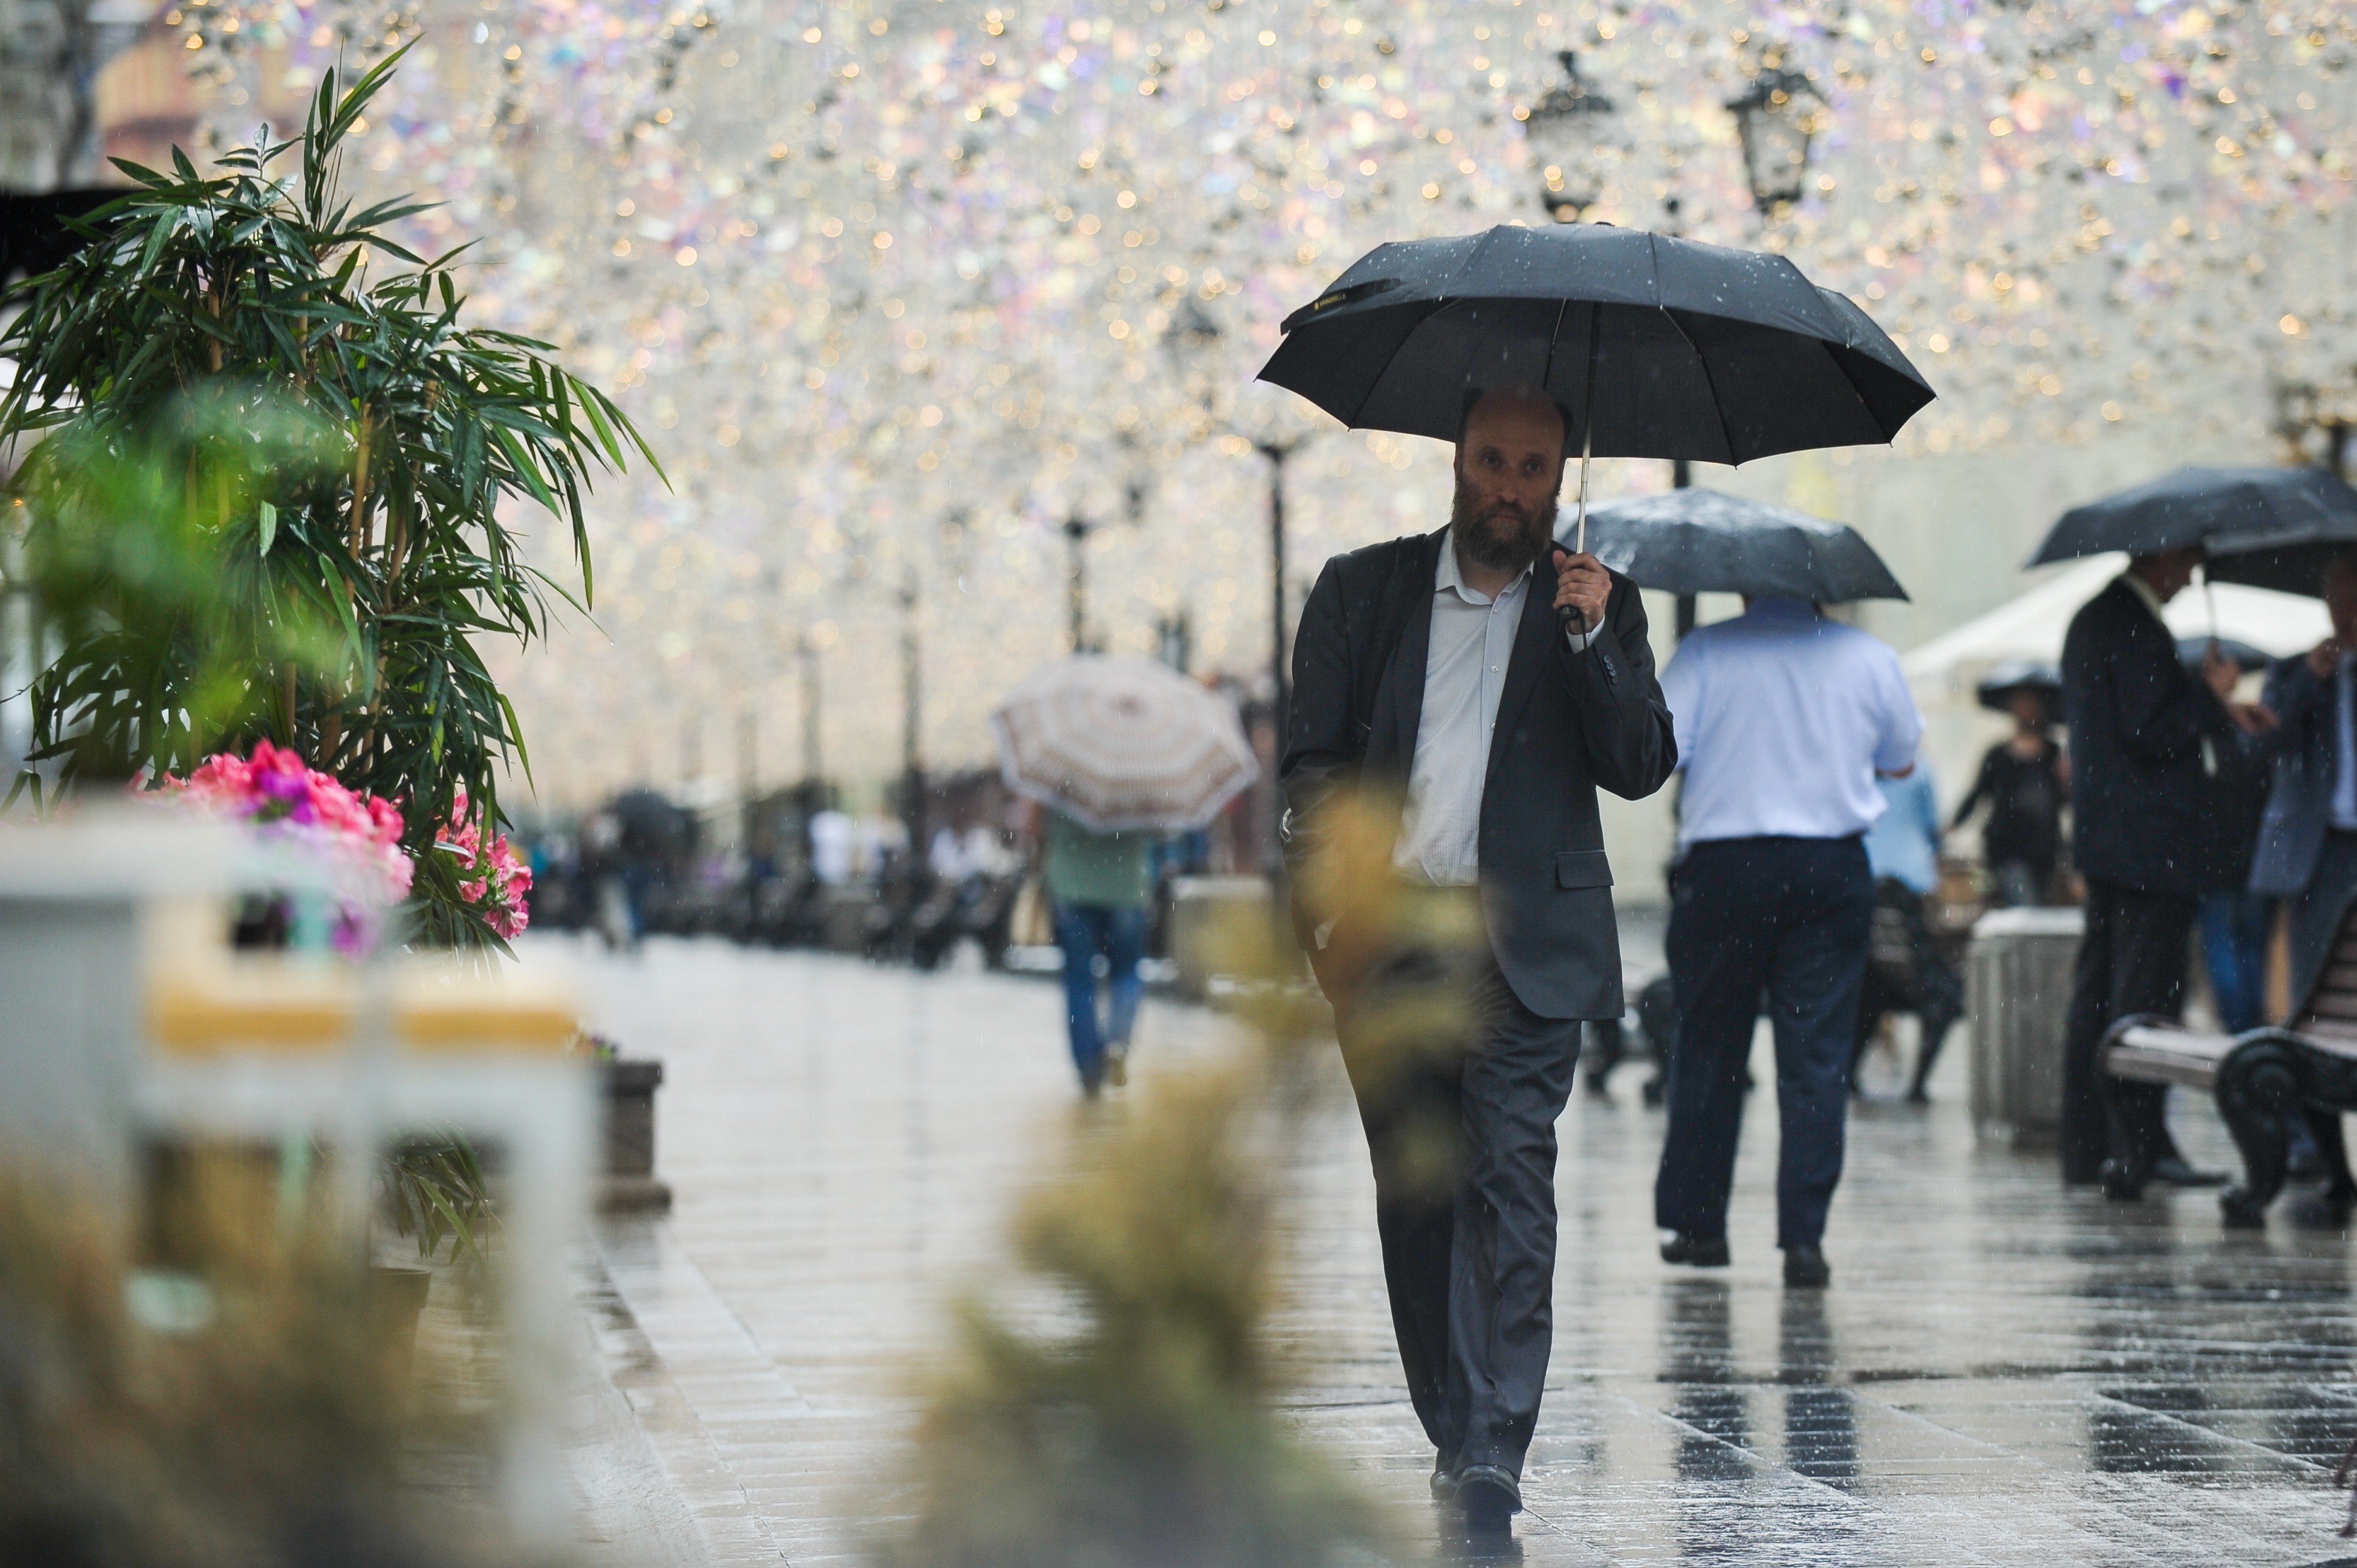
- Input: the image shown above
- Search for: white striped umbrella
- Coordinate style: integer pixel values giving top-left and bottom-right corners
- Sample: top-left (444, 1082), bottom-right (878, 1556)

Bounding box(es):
top-left (989, 655), bottom-right (1259, 833)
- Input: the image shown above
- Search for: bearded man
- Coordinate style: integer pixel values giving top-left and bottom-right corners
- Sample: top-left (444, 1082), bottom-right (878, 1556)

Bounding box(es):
top-left (1281, 383), bottom-right (1675, 1536)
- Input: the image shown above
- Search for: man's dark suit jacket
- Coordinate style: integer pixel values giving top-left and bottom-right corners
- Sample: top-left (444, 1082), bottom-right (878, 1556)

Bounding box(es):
top-left (2059, 575), bottom-right (2242, 899)
top-left (1280, 528), bottom-right (1676, 1021)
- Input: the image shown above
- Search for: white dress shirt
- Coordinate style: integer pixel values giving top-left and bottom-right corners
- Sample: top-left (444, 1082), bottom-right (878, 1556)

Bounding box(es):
top-left (1392, 531), bottom-right (1593, 885)
top-left (1658, 598), bottom-right (1922, 850)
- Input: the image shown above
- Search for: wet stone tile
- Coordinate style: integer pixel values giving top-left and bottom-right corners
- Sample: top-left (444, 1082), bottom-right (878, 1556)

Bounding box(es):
top-left (525, 935), bottom-right (2357, 1565)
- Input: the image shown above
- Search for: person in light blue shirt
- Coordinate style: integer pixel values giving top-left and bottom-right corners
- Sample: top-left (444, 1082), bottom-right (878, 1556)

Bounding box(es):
top-left (1855, 766), bottom-right (1966, 1105)
top-left (1652, 598), bottom-right (1924, 1289)
top-left (1863, 768), bottom-right (1941, 895)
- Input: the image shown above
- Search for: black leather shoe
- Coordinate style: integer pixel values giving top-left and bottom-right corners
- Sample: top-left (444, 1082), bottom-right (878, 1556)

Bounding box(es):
top-left (2151, 1156), bottom-right (2228, 1187)
top-left (1455, 1463), bottom-right (1521, 1534)
top-left (1660, 1231), bottom-right (1730, 1268)
top-left (1783, 1244), bottom-right (1831, 1288)
top-left (1429, 1453), bottom-right (1460, 1502)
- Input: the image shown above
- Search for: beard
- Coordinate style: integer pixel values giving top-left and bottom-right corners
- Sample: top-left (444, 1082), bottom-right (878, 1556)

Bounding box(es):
top-left (1450, 473), bottom-right (1558, 575)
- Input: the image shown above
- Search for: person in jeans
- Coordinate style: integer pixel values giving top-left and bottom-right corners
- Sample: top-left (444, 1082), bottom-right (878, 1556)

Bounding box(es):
top-left (1855, 764), bottom-right (1965, 1103)
top-left (1652, 598), bottom-right (1923, 1288)
top-left (1044, 807), bottom-right (1153, 1096)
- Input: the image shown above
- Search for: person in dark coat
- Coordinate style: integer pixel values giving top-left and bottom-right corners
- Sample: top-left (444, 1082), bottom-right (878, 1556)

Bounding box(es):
top-left (2249, 550), bottom-right (2357, 1007)
top-left (2058, 549), bottom-right (2271, 1192)
top-left (1951, 686), bottom-right (2068, 906)
top-left (1282, 383), bottom-right (1676, 1535)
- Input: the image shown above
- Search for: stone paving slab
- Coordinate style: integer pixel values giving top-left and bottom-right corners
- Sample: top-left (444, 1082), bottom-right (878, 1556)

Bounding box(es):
top-left (526, 934), bottom-right (2357, 1566)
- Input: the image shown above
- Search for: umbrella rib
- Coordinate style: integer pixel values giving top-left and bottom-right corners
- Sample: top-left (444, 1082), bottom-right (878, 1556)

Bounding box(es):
top-left (1340, 298), bottom-right (1447, 428)
top-left (1661, 308), bottom-right (1741, 465)
top-left (1342, 227), bottom-right (1502, 428)
top-left (1817, 333), bottom-right (1888, 441)
top-left (1537, 295), bottom-right (1570, 407)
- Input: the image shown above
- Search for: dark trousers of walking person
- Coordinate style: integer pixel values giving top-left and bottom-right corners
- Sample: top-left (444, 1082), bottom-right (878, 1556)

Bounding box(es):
top-left (1332, 916), bottom-right (1579, 1481)
top-left (1655, 836), bottom-right (1874, 1251)
top-left (2060, 880), bottom-right (2193, 1186)
top-left (1054, 902), bottom-right (1144, 1090)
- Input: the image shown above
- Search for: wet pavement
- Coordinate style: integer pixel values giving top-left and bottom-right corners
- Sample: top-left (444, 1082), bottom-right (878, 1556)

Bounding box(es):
top-left (529, 933), bottom-right (2357, 1566)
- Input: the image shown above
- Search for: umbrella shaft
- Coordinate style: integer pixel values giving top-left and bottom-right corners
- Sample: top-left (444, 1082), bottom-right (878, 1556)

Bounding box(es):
top-left (1575, 419), bottom-right (1593, 556)
top-left (1574, 298), bottom-right (1600, 557)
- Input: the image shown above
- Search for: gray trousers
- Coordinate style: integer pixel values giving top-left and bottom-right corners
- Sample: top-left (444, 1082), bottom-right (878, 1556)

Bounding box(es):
top-left (1333, 934), bottom-right (1580, 1478)
top-left (2289, 830), bottom-right (2357, 1009)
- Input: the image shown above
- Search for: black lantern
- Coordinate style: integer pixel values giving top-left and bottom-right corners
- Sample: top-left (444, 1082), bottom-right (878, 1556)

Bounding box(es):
top-left (1725, 68), bottom-right (1821, 213)
top-left (1525, 51), bottom-right (1617, 222)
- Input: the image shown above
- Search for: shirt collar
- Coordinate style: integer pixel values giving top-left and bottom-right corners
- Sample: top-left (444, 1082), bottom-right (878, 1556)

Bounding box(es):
top-left (1435, 526), bottom-right (1530, 606)
top-left (2119, 571), bottom-right (2167, 623)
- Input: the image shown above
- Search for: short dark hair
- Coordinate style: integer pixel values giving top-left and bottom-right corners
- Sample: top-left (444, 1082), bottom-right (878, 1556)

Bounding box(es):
top-left (1455, 383), bottom-right (1575, 457)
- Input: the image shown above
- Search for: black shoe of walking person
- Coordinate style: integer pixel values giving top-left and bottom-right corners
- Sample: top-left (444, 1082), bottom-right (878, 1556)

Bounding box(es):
top-left (1455, 1464), bottom-right (1521, 1535)
top-left (1660, 1231), bottom-right (1729, 1267)
top-left (1783, 1245), bottom-right (1831, 1288)
top-left (1429, 1451), bottom-right (1460, 1502)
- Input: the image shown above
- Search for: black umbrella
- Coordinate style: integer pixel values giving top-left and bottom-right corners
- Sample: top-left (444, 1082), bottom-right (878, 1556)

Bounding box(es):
top-left (1258, 223), bottom-right (1934, 557)
top-left (1974, 660), bottom-right (2061, 715)
top-left (1566, 488), bottom-right (1908, 602)
top-left (2200, 536), bottom-right (2357, 597)
top-left (2027, 466), bottom-right (2357, 567)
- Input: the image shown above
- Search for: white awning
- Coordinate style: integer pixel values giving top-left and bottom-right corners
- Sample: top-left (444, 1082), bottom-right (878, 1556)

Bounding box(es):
top-left (1902, 553), bottom-right (2330, 702)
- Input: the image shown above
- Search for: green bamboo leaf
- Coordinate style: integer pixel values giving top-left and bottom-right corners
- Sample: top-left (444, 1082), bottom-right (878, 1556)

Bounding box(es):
top-left (257, 499), bottom-right (277, 555)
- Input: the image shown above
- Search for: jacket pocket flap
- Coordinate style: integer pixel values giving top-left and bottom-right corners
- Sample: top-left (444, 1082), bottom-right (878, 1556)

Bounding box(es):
top-left (1555, 850), bottom-right (1614, 890)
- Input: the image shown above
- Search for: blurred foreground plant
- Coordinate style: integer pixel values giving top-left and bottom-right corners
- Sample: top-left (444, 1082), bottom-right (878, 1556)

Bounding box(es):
top-left (879, 795), bottom-right (1447, 1568)
top-left (0, 1160), bottom-right (504, 1568)
top-left (0, 44), bottom-right (658, 947)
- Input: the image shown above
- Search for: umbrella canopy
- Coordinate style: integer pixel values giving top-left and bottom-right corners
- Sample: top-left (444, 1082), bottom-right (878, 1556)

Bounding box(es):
top-left (1258, 224), bottom-right (1934, 463)
top-left (1568, 488), bottom-right (1908, 602)
top-left (2202, 535), bottom-right (2357, 597)
top-left (990, 656), bottom-right (1259, 834)
top-left (2028, 466), bottom-right (2357, 567)
top-left (1973, 659), bottom-right (2061, 715)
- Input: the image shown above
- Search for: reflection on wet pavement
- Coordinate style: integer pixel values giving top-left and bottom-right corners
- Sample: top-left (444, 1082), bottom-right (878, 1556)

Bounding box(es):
top-left (537, 937), bottom-right (2357, 1566)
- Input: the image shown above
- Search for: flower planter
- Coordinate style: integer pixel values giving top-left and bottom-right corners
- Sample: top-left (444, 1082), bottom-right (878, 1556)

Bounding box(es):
top-left (598, 1058), bottom-right (673, 1213)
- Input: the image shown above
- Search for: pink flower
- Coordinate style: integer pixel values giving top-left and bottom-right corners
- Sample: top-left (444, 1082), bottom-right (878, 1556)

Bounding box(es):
top-left (432, 787), bottom-right (532, 939)
top-left (150, 743), bottom-right (422, 953)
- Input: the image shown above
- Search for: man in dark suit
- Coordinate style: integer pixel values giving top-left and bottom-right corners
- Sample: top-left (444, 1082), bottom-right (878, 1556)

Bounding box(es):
top-left (2250, 550), bottom-right (2357, 1005)
top-left (2059, 547), bottom-right (2269, 1192)
top-left (1282, 384), bottom-right (1675, 1535)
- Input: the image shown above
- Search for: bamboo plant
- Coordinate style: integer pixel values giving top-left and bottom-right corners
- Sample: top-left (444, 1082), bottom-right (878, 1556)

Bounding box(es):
top-left (0, 44), bottom-right (659, 947)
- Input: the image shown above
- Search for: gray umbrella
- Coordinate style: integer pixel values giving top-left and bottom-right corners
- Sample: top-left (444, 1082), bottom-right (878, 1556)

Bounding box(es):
top-left (2028, 466), bottom-right (2357, 567)
top-left (1562, 488), bottom-right (1909, 603)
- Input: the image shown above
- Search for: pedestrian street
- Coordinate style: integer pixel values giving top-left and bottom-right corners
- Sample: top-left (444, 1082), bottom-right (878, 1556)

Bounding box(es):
top-left (535, 934), bottom-right (2357, 1567)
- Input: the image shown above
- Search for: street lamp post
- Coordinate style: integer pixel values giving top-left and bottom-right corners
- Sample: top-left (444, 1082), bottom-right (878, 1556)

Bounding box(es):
top-left (1062, 514), bottom-right (1094, 653)
top-left (1725, 67), bottom-right (1822, 219)
top-left (1256, 437), bottom-right (1304, 876)
top-left (797, 631), bottom-right (823, 808)
top-left (898, 572), bottom-right (924, 850)
top-left (1156, 608), bottom-right (1192, 674)
top-left (1524, 50), bottom-right (1617, 222)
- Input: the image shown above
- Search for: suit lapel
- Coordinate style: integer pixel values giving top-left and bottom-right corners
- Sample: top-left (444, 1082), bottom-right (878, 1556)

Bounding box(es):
top-left (1368, 530), bottom-right (1444, 777)
top-left (1485, 567), bottom-right (1560, 782)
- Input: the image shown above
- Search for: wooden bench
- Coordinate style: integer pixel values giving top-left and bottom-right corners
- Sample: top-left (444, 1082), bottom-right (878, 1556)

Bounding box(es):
top-left (2100, 904), bottom-right (2357, 1227)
